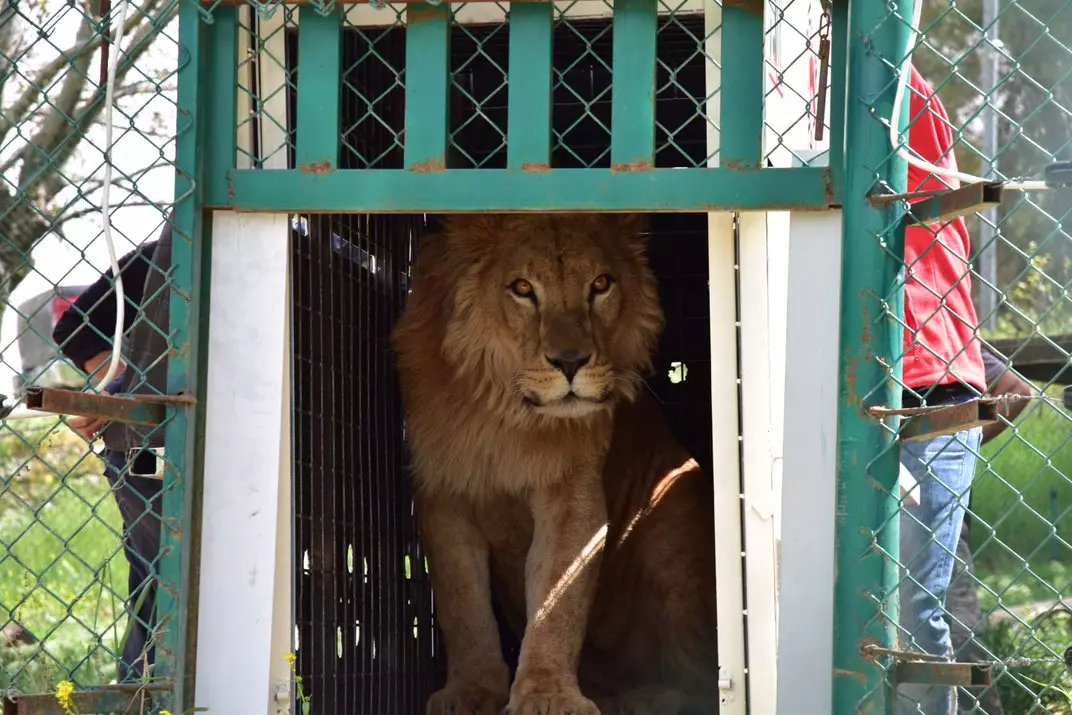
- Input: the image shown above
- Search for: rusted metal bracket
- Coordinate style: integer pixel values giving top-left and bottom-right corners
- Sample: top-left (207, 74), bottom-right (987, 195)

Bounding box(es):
top-left (893, 661), bottom-right (994, 688)
top-left (869, 397), bottom-right (1000, 442)
top-left (2, 682), bottom-right (169, 715)
top-left (869, 181), bottom-right (1003, 226)
top-left (25, 387), bottom-right (196, 426)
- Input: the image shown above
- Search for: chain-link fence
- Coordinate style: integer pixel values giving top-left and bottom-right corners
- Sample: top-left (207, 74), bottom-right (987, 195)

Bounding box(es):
top-left (0, 0), bottom-right (194, 709)
top-left (838, 0), bottom-right (1072, 711)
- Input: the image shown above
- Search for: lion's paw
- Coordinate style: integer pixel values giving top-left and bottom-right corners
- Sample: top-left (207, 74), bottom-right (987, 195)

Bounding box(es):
top-left (427, 682), bottom-right (508, 715)
top-left (504, 688), bottom-right (600, 715)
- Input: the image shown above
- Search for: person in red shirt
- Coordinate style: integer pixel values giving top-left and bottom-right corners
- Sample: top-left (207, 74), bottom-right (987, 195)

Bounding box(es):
top-left (896, 65), bottom-right (988, 715)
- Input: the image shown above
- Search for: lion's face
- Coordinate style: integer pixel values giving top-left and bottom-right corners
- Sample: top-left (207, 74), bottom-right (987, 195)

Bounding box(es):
top-left (433, 214), bottom-right (665, 421)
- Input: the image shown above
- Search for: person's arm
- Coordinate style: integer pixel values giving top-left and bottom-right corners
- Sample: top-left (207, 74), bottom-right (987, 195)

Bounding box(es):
top-left (980, 348), bottom-right (1033, 445)
top-left (52, 240), bottom-right (157, 374)
top-left (982, 369), bottom-right (1032, 445)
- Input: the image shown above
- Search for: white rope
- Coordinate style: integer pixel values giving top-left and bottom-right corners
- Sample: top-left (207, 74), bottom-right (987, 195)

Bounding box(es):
top-left (890, 0), bottom-right (1050, 192)
top-left (94, 0), bottom-right (133, 392)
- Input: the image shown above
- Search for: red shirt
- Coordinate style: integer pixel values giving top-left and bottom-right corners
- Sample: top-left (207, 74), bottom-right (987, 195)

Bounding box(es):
top-left (902, 67), bottom-right (986, 392)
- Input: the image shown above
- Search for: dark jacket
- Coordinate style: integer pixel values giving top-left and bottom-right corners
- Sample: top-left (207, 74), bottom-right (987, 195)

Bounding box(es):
top-left (52, 220), bottom-right (173, 452)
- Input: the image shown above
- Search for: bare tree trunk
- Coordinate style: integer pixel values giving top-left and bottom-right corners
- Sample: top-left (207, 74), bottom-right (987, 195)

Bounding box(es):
top-left (0, 0), bottom-right (169, 313)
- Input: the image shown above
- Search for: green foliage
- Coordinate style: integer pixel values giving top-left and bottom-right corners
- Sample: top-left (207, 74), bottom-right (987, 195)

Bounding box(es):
top-left (978, 609), bottom-right (1072, 714)
top-left (972, 388), bottom-right (1072, 572)
top-left (0, 419), bottom-right (127, 694)
top-left (914, 0), bottom-right (1072, 336)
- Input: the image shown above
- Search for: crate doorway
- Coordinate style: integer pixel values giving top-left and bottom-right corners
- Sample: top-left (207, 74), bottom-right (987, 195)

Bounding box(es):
top-left (192, 1), bottom-right (835, 713)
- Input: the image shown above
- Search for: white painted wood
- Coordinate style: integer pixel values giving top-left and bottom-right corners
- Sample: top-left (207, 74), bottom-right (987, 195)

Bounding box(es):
top-left (737, 212), bottom-right (779, 715)
top-left (707, 212), bottom-right (747, 715)
top-left (195, 212), bottom-right (291, 715)
top-left (774, 210), bottom-right (842, 715)
top-left (257, 9), bottom-right (291, 170)
top-left (268, 256), bottom-right (293, 715)
top-left (703, 3), bottom-right (747, 714)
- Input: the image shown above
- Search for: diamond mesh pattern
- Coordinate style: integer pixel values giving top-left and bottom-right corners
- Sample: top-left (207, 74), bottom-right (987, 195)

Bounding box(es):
top-left (855, 0), bottom-right (1072, 711)
top-left (0, 0), bottom-right (183, 697)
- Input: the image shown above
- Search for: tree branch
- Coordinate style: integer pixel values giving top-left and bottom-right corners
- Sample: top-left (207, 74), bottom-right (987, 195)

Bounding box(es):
top-left (0, 0), bottom-right (162, 147)
top-left (21, 2), bottom-right (172, 203)
top-left (0, 0), bottom-right (160, 147)
top-left (56, 199), bottom-right (156, 223)
top-left (13, 0), bottom-right (102, 188)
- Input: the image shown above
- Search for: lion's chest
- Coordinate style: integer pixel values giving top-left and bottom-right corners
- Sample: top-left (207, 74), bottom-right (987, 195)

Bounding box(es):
top-left (409, 408), bottom-right (605, 497)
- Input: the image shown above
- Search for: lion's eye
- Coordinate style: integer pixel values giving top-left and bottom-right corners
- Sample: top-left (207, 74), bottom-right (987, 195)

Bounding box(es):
top-left (509, 279), bottom-right (535, 299)
top-left (590, 274), bottom-right (614, 296)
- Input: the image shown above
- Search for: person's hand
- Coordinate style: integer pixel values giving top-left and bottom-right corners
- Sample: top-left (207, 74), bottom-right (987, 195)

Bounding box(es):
top-left (82, 351), bottom-right (126, 383)
top-left (67, 415), bottom-right (109, 441)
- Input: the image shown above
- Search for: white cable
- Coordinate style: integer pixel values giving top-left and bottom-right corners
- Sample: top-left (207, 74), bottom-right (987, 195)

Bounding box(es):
top-left (94, 0), bottom-right (133, 392)
top-left (890, 0), bottom-right (1050, 192)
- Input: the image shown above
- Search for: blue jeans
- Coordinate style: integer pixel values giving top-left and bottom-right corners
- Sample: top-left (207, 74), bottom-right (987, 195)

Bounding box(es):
top-left (104, 449), bottom-right (162, 681)
top-left (896, 407), bottom-right (982, 715)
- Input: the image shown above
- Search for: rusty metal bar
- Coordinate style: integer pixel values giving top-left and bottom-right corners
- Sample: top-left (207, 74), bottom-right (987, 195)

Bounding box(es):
top-left (2, 683), bottom-right (169, 715)
top-left (902, 181), bottom-right (1004, 226)
top-left (25, 387), bottom-right (195, 426)
top-left (893, 661), bottom-right (994, 688)
top-left (869, 181), bottom-right (1004, 220)
top-left (869, 398), bottom-right (1000, 442)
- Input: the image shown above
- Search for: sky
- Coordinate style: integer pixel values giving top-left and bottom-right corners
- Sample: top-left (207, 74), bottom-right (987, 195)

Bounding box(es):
top-left (0, 0), bottom-right (178, 394)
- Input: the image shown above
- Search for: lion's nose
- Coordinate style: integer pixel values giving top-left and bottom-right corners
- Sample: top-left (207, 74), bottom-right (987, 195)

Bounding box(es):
top-left (546, 350), bottom-right (591, 383)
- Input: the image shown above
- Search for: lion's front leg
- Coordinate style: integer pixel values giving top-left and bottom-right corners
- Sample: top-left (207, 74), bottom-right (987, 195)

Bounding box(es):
top-left (507, 475), bottom-right (607, 715)
top-left (418, 493), bottom-right (509, 715)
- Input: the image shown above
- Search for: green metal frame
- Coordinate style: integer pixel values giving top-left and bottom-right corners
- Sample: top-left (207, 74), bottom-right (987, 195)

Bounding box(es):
top-left (154, 0), bottom-right (208, 711)
top-left (196, 0), bottom-right (844, 213)
top-left (163, 0), bottom-right (882, 710)
top-left (832, 0), bottom-right (912, 711)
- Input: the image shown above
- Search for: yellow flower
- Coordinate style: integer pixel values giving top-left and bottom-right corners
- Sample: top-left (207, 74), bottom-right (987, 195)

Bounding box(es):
top-left (285, 651), bottom-right (297, 666)
top-left (55, 680), bottom-right (76, 715)
top-left (160, 711), bottom-right (173, 715)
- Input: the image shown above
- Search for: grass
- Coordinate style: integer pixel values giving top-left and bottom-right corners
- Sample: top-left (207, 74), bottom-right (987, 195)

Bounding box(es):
top-left (0, 417), bottom-right (128, 695)
top-left (972, 386), bottom-right (1072, 575)
top-left (966, 384), bottom-right (1072, 714)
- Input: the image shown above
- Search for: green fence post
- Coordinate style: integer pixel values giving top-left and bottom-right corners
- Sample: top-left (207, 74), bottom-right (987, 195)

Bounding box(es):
top-left (156, 0), bottom-right (207, 710)
top-left (833, 0), bottom-right (912, 711)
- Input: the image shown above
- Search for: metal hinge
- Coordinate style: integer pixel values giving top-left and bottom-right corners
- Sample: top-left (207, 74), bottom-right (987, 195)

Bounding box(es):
top-left (718, 667), bottom-right (734, 702)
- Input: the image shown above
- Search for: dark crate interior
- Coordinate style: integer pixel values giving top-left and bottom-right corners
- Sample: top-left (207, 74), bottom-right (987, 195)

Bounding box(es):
top-left (286, 11), bottom-right (715, 715)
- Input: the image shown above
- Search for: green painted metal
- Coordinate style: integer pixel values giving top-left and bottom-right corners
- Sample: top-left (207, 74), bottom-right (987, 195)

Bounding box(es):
top-left (827, 0), bottom-right (847, 199)
top-left (832, 0), bottom-right (912, 711)
top-left (610, 0), bottom-right (657, 169)
top-left (213, 166), bottom-right (835, 212)
top-left (155, 1), bottom-right (207, 711)
top-left (506, 2), bottom-right (553, 169)
top-left (204, 5), bottom-right (237, 204)
top-left (719, 0), bottom-right (764, 169)
top-left (296, 7), bottom-right (343, 170)
top-left (403, 3), bottom-right (450, 171)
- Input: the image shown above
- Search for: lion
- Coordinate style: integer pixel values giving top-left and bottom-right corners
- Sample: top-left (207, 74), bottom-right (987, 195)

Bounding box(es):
top-left (391, 213), bottom-right (718, 715)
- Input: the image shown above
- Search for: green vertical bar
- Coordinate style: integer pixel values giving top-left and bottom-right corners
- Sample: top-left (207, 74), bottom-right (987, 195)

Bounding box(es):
top-left (611, 0), bottom-right (657, 169)
top-left (828, 0), bottom-right (848, 201)
top-left (296, 7), bottom-right (342, 170)
top-left (404, 3), bottom-right (450, 171)
top-left (158, 1), bottom-right (206, 712)
top-left (507, 2), bottom-right (553, 169)
top-left (833, 0), bottom-right (912, 710)
top-left (719, 0), bottom-right (764, 168)
top-left (205, 6), bottom-right (237, 204)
